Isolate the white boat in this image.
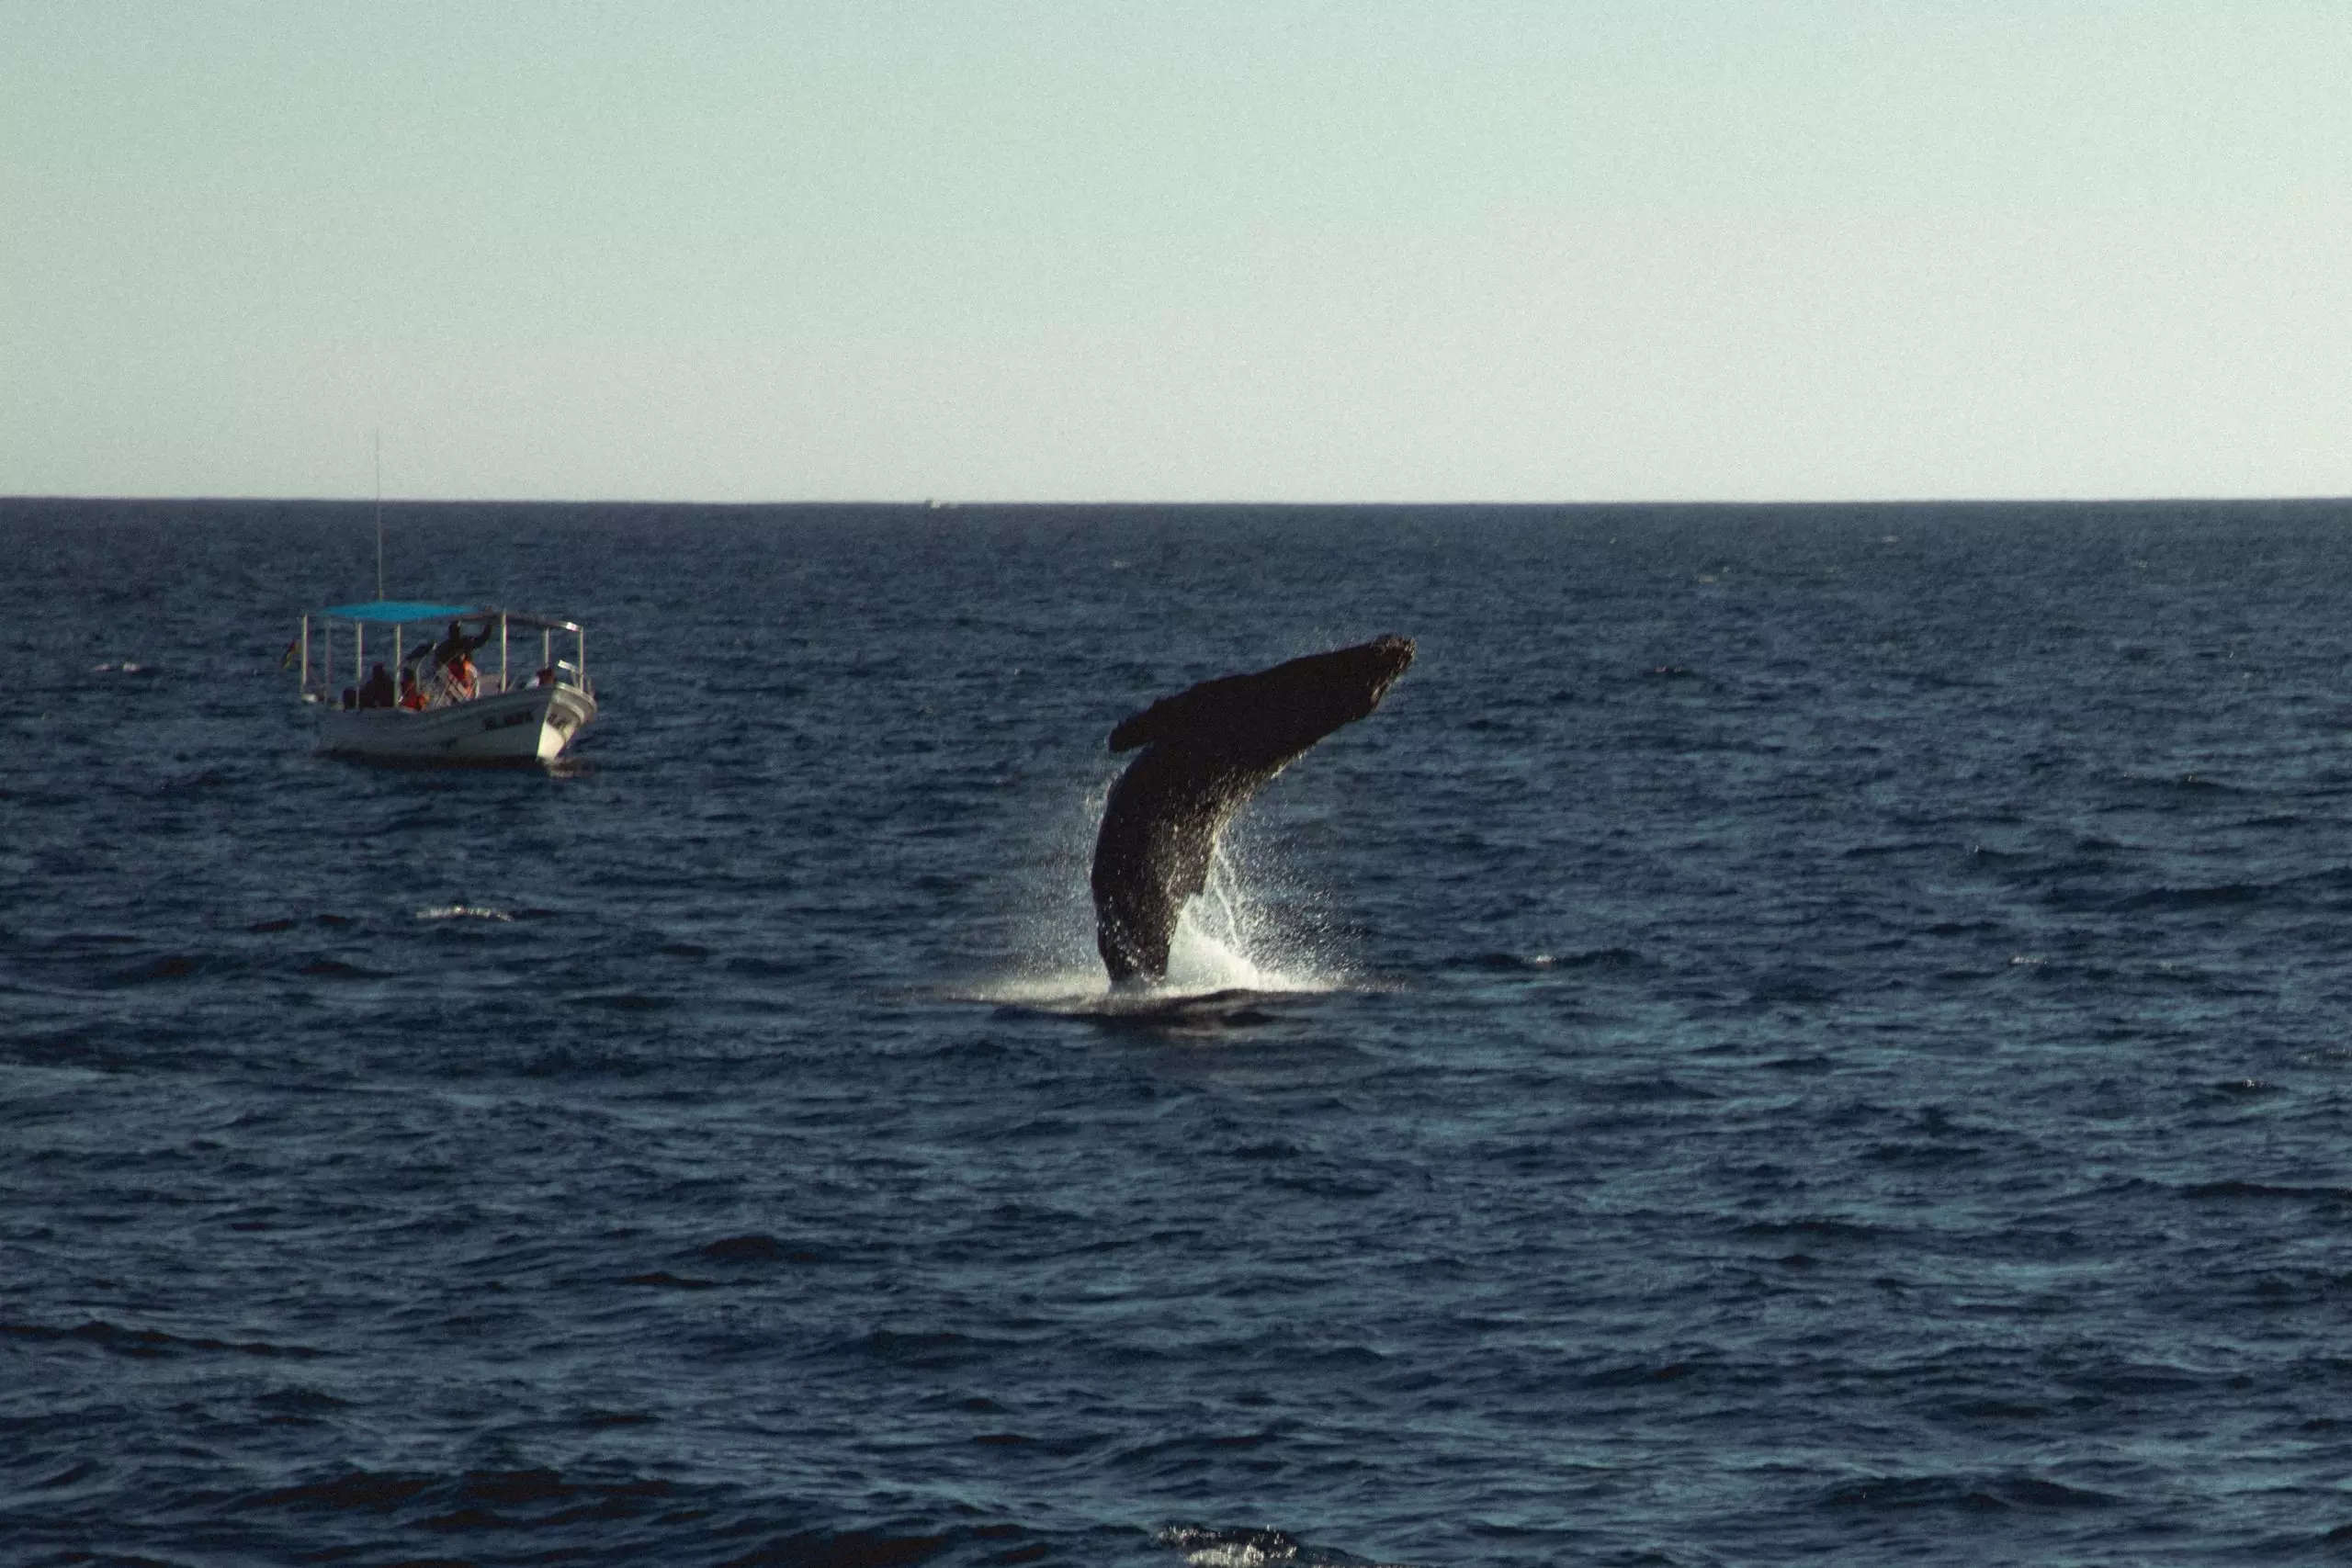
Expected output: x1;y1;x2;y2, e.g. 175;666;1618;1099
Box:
295;600;597;764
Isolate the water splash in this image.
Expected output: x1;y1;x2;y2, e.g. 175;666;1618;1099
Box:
962;820;1344;1012
1157;1524;1417;1568
1160;843;1330;993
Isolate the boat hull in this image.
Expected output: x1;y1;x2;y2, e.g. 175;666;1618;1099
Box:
316;684;595;764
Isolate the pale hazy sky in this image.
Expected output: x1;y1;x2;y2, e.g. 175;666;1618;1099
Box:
6;2;2349;502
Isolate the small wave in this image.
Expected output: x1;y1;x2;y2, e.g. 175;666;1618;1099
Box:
239;1465;674;1521
726;955;816;979
1586;1074;1715;1103
2108;882;2268;912
1864;1141;1986;1169
104;953;233;986
700;1234;831;1265
1943;1396;2048;1420
2;1318;322;1359
2182;1179;2352;1203
1452;946;1648;974
565;991;668;1012
1456;951;1559;972
726;1528;955;1568
256;1386;350;1414
47;931;142;951
1734;1218;1886;1243
246;1470;435;1513
1747;970;1838;1004
295;959;382;980
1816;1472;2118;1513
261;1462;996;1559
516;1044;656;1078
414;904;514;922
1761;1053;1835;1073
1841;839;1937;859
842;1327;1007;1369
1578;1359;1702;1388
2052;1359;2207;1396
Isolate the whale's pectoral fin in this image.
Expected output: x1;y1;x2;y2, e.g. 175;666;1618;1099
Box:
1108;672;1261;753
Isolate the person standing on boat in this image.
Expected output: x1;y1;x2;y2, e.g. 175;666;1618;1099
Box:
432;619;492;702
432;619;492;672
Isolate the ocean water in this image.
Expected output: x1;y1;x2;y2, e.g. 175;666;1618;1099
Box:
5;497;2352;1567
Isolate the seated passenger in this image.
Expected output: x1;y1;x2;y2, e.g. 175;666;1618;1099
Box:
446;651;479;702
398;669;427;710
535;665;556;687
356;661;396;709
341;685;357;710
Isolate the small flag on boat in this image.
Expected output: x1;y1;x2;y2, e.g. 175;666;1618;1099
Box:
279;639;299;669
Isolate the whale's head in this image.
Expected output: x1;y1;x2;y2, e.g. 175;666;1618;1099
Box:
1242;633;1415;749
1353;634;1417;704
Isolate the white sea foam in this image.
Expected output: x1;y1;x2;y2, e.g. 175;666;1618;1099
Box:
1159;871;1335;995
960;804;1346;1013
413;905;514;922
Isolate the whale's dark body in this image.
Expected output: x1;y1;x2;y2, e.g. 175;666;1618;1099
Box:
1091;636;1416;984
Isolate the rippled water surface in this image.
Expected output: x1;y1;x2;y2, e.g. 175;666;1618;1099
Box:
6;499;2352;1566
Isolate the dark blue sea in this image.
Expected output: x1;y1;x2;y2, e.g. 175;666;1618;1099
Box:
6;498;2352;1567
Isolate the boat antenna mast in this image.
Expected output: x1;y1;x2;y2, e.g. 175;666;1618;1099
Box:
373;429;386;602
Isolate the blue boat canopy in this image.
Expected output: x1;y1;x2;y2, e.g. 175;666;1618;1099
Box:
317;600;483;625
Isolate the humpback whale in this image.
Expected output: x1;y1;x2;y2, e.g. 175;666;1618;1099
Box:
1090;636;1416;985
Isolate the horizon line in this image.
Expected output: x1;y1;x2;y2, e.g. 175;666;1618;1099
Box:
8;491;2352;512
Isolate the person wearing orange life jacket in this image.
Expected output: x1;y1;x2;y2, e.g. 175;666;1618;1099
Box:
430;618;493;703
